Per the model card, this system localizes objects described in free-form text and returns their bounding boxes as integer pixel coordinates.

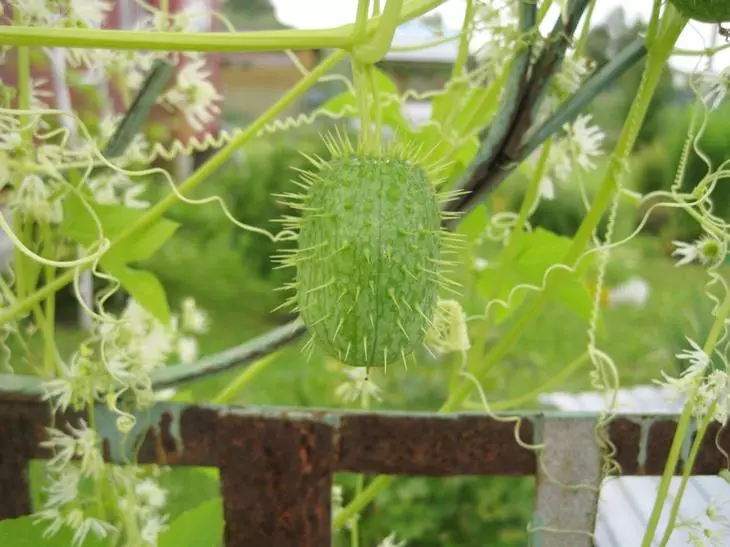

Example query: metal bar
[533,417,601,547]
[0,408,33,518]
[217,414,333,547]
[337,413,536,476]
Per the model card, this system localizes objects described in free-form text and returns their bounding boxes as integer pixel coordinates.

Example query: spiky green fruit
[669,0,730,22]
[278,136,458,367]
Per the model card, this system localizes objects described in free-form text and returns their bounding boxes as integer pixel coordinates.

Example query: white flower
[10,175,63,224]
[41,419,103,477]
[672,237,726,267]
[35,507,63,538]
[426,299,470,354]
[162,56,222,132]
[65,510,116,547]
[181,297,209,334]
[539,175,555,200]
[68,0,112,28]
[555,55,593,97]
[43,468,81,508]
[656,338,710,398]
[607,277,651,308]
[565,114,605,172]
[177,336,198,363]
[377,532,407,547]
[136,478,167,509]
[13,0,54,25]
[123,185,150,209]
[702,67,730,111]
[696,370,730,424]
[673,240,699,267]
[140,513,169,545]
[335,368,382,405]
[473,257,489,272]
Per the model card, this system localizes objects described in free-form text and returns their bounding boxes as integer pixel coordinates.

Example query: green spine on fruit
[669,0,730,22]
[273,132,462,367]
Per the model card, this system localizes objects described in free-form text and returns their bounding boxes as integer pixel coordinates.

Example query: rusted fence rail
[0,399,728,546]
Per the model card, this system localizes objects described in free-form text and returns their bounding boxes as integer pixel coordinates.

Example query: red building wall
[0,0,222,146]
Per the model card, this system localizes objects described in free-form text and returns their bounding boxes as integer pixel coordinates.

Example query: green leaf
[157,468,220,521]
[59,192,179,265]
[158,498,223,547]
[0,516,106,546]
[457,204,489,244]
[58,191,179,323]
[105,265,170,323]
[478,228,594,324]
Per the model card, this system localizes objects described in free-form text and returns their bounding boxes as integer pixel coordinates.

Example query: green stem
[353,0,372,41]
[462,351,589,411]
[13,37,31,301]
[642,285,730,546]
[353,0,403,63]
[574,0,595,56]
[334,476,391,530]
[41,223,56,377]
[536,0,552,24]
[352,59,373,151]
[657,406,716,546]
[349,388,371,547]
[211,352,278,405]
[0,50,347,327]
[0,0,444,52]
[451,0,474,79]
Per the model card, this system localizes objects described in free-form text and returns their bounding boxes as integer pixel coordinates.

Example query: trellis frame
[1,398,728,546]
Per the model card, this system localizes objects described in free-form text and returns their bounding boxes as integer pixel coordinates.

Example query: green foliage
[0,516,106,547]
[477,228,595,324]
[669,0,730,22]
[159,498,223,547]
[59,192,179,323]
[336,476,533,547]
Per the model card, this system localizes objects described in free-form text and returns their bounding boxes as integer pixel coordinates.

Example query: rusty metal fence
[1,398,729,546]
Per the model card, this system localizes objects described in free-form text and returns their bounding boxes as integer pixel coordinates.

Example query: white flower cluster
[38,296,207,545]
[426,299,471,355]
[335,367,382,405]
[536,114,606,200]
[656,338,730,425]
[672,237,727,268]
[44,298,208,420]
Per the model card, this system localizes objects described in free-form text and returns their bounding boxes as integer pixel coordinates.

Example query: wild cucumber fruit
[274,133,463,367]
[669,0,730,22]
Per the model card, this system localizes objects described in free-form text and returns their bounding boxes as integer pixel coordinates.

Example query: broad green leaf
[157,468,220,521]
[0,516,106,546]
[59,192,179,265]
[158,498,223,547]
[59,191,179,322]
[478,229,594,324]
[105,264,169,324]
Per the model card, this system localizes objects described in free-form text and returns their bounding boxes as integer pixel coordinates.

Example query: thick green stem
[0,50,347,327]
[642,286,730,546]
[0,0,444,52]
